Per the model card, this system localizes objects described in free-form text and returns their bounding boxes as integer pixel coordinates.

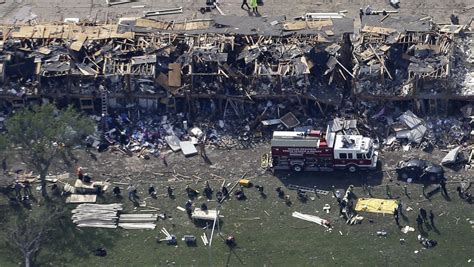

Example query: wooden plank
[361,25,397,35]
[66,194,97,203]
[135,18,170,29]
[307,20,333,29]
[70,33,87,51]
[168,63,182,87]
[283,21,306,31]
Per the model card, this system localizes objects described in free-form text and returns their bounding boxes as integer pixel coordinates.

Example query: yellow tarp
[355,198,398,214]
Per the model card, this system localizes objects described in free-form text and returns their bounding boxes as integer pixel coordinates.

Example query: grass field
[0,147,472,266]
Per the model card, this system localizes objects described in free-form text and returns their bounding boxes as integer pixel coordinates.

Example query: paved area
[0,0,472,25]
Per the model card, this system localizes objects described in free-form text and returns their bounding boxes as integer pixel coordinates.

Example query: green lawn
[0,148,472,266]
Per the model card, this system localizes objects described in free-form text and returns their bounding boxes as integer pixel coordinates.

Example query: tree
[6,205,61,267]
[5,104,94,197]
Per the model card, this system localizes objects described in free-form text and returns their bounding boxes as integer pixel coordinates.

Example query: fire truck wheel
[292,165,303,172]
[347,165,358,173]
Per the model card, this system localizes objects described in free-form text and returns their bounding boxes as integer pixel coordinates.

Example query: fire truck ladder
[287,184,330,195]
[100,90,108,117]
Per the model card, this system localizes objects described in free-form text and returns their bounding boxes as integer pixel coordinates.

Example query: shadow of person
[204,156,213,165]
[424,222,432,231]
[442,193,451,201]
[431,224,441,235]
[401,212,409,222]
[225,245,245,267]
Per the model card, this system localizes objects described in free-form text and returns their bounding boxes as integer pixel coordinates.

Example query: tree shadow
[36,204,119,266]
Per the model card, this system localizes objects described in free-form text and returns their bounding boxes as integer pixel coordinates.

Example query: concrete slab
[179,141,197,156]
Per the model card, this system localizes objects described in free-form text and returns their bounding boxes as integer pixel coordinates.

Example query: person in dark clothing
[2,157,7,174]
[185,200,193,217]
[161,155,168,167]
[241,0,250,10]
[297,189,307,201]
[113,186,121,198]
[416,215,424,232]
[83,174,92,183]
[14,181,23,200]
[429,210,435,226]
[338,201,344,216]
[276,187,285,198]
[235,187,245,200]
[94,247,107,257]
[203,181,213,198]
[359,8,364,22]
[200,203,208,211]
[456,186,463,198]
[397,202,403,215]
[23,181,32,197]
[419,208,428,222]
[393,208,400,226]
[167,186,174,198]
[440,179,448,196]
[51,184,61,196]
[222,186,229,197]
[186,186,199,198]
[216,191,223,202]
[127,184,138,203]
[148,185,157,198]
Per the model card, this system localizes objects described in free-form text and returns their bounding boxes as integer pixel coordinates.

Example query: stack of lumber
[292,211,331,229]
[118,213,158,230]
[71,203,122,228]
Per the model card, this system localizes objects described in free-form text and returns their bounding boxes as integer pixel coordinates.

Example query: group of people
[13,180,32,204]
[415,207,435,233]
[120,184,175,204]
[241,0,259,14]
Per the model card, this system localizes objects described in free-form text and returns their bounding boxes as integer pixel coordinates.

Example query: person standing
[76,166,84,181]
[241,0,250,10]
[250,0,258,14]
[393,208,400,226]
[199,140,207,159]
[14,181,23,200]
[2,157,7,174]
[127,184,138,203]
[23,181,32,197]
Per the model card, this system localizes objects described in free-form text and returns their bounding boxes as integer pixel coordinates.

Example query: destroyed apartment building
[0,15,354,114]
[353,15,473,115]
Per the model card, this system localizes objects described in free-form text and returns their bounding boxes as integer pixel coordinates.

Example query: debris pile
[452,33,474,95]
[353,15,454,98]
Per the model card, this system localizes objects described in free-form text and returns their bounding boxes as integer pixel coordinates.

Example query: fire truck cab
[270,126,378,172]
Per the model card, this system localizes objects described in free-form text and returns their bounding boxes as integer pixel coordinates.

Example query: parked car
[396,159,444,182]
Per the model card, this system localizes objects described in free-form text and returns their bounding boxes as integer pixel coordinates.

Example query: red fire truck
[270,127,378,172]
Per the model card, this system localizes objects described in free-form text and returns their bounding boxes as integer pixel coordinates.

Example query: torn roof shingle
[362,15,433,32]
[119,15,354,39]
